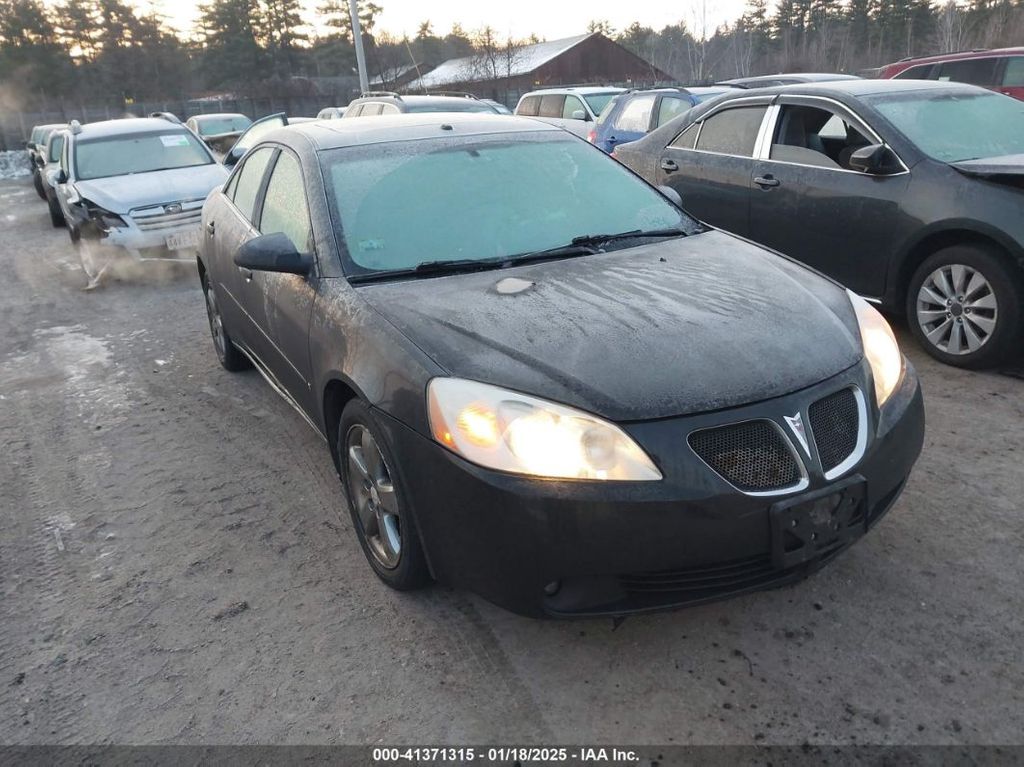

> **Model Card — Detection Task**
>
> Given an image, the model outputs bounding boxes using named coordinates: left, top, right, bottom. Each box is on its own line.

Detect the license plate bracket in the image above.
left=166, top=227, right=199, bottom=251
left=769, top=477, right=867, bottom=570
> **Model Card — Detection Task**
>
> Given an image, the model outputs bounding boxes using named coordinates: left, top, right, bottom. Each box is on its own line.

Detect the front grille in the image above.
left=808, top=388, right=860, bottom=473
left=688, top=420, right=801, bottom=492
left=619, top=554, right=775, bottom=596
left=130, top=200, right=203, bottom=232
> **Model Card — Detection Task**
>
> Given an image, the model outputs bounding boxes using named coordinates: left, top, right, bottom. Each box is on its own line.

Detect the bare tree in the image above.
left=937, top=1, right=965, bottom=52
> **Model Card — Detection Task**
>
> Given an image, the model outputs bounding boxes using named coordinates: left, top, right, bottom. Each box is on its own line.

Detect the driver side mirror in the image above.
left=657, top=185, right=684, bottom=208
left=234, top=232, right=312, bottom=276
left=56, top=169, right=68, bottom=185
left=571, top=109, right=588, bottom=121
left=849, top=144, right=898, bottom=175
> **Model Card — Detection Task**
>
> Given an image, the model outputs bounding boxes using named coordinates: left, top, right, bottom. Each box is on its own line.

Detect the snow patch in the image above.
left=0, top=150, right=32, bottom=180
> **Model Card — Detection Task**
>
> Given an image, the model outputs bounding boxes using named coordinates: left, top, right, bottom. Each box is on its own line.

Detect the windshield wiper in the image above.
left=570, top=227, right=689, bottom=247
left=347, top=257, right=509, bottom=284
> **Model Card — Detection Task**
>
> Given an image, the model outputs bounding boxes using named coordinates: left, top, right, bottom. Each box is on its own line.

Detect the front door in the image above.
left=748, top=99, right=910, bottom=297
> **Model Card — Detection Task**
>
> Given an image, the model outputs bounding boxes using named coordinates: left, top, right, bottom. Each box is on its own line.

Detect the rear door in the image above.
left=656, top=100, right=771, bottom=236
left=605, top=94, right=658, bottom=152
left=748, top=97, right=911, bottom=297
left=213, top=146, right=276, bottom=345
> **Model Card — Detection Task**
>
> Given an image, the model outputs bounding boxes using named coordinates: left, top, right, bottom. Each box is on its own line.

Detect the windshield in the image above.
left=583, top=92, right=621, bottom=116
left=323, top=133, right=694, bottom=278
left=75, top=130, right=212, bottom=180
left=48, top=134, right=64, bottom=163
left=406, top=101, right=497, bottom=113
left=866, top=89, right=1024, bottom=162
left=196, top=116, right=251, bottom=135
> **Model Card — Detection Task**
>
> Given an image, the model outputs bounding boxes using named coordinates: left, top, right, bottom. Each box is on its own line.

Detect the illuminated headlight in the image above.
left=427, top=378, right=662, bottom=481
left=848, top=290, right=903, bottom=407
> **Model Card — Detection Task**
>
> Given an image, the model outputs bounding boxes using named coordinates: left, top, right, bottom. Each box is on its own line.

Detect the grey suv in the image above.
left=342, top=92, right=499, bottom=117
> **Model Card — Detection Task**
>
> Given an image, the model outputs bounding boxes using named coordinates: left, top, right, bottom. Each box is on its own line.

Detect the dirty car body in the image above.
left=197, top=114, right=924, bottom=617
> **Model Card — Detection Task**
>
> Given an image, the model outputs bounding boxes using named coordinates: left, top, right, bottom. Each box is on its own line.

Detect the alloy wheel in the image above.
left=346, top=424, right=402, bottom=569
left=916, top=263, right=998, bottom=356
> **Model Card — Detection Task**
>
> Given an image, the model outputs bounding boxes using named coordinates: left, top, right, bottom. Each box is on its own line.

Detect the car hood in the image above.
left=950, top=154, right=1024, bottom=181
left=75, top=163, right=229, bottom=214
left=357, top=231, right=864, bottom=421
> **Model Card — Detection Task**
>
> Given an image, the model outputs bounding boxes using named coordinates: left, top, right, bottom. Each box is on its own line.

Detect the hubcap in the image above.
left=916, top=264, right=998, bottom=355
left=204, top=285, right=227, bottom=359
left=346, top=424, right=401, bottom=569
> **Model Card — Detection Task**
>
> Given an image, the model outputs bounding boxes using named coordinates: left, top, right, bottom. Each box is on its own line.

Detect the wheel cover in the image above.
left=916, top=264, right=998, bottom=356
left=346, top=424, right=402, bottom=569
left=204, top=285, right=227, bottom=360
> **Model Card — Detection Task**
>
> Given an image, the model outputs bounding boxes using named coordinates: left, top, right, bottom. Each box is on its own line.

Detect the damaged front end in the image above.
left=75, top=199, right=129, bottom=240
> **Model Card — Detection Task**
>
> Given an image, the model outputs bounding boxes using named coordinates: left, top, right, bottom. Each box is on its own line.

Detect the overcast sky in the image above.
left=137, top=0, right=747, bottom=41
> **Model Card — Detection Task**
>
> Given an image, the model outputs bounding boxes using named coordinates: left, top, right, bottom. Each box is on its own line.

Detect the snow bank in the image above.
left=0, top=150, right=32, bottom=180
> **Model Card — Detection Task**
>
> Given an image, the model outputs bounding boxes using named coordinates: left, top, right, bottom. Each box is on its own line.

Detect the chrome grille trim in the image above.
left=811, top=386, right=869, bottom=481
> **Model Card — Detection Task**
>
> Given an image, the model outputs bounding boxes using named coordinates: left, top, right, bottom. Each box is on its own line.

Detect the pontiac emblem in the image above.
left=784, top=412, right=811, bottom=456
left=164, top=203, right=183, bottom=214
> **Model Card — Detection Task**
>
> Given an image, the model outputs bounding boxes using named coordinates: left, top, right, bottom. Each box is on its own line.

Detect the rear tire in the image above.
left=906, top=245, right=1023, bottom=369
left=47, top=193, right=66, bottom=228
left=202, top=275, right=250, bottom=371
left=337, top=399, right=431, bottom=591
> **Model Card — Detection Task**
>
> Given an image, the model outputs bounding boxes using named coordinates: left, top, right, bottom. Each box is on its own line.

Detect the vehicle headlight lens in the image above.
left=427, top=378, right=662, bottom=481
left=848, top=290, right=902, bottom=407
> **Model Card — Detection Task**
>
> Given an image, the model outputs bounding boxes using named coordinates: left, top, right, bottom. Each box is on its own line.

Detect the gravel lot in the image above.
left=1, top=176, right=1022, bottom=747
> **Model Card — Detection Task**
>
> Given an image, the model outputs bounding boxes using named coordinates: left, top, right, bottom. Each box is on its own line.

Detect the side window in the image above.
left=669, top=122, right=699, bottom=150
left=259, top=152, right=312, bottom=253
left=694, top=106, right=767, bottom=156
left=562, top=95, right=586, bottom=120
left=893, top=63, right=935, bottom=80
left=362, top=103, right=384, bottom=116
left=60, top=138, right=69, bottom=173
left=937, top=58, right=999, bottom=86
left=1002, top=56, right=1024, bottom=86
left=231, top=147, right=274, bottom=223
left=381, top=103, right=400, bottom=115
left=347, top=104, right=364, bottom=117
left=539, top=94, right=565, bottom=118
left=615, top=95, right=657, bottom=132
left=517, top=96, right=540, bottom=116
left=656, top=96, right=691, bottom=128
left=770, top=105, right=870, bottom=169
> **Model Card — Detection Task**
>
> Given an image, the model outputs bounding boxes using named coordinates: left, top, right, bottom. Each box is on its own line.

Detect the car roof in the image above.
left=720, top=73, right=859, bottom=84
left=521, top=86, right=626, bottom=96
left=267, top=113, right=561, bottom=151
left=882, top=46, right=1024, bottom=68
left=73, top=117, right=189, bottom=140
left=193, top=113, right=248, bottom=121
left=723, top=78, right=985, bottom=98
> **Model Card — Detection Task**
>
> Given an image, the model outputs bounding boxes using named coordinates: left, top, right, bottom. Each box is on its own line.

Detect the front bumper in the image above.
left=76, top=199, right=204, bottom=260
left=375, top=360, right=925, bottom=617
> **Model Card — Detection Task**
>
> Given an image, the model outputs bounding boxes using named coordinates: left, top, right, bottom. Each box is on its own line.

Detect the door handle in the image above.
left=206, top=220, right=216, bottom=236
left=238, top=266, right=253, bottom=281
left=754, top=175, right=780, bottom=188
left=660, top=158, right=679, bottom=172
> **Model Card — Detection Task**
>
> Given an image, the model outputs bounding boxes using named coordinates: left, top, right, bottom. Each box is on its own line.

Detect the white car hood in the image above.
left=75, top=163, right=229, bottom=214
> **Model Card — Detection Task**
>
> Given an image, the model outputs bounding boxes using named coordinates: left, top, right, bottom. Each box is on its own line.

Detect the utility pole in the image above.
left=349, top=0, right=370, bottom=94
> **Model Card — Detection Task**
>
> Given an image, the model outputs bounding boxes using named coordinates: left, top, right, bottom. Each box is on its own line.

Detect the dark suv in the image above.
left=342, top=92, right=499, bottom=117
left=878, top=47, right=1024, bottom=102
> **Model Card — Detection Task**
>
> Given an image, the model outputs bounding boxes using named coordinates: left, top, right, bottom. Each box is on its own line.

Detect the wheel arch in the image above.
left=322, top=376, right=363, bottom=473
left=891, top=225, right=1024, bottom=309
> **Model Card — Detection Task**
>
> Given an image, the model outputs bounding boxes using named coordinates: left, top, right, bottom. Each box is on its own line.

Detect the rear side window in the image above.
left=695, top=106, right=767, bottom=156
left=231, top=147, right=274, bottom=224
left=937, top=58, right=999, bottom=86
left=657, top=96, right=691, bottom=127
left=361, top=103, right=384, bottom=116
left=893, top=63, right=935, bottom=80
left=670, top=122, right=700, bottom=150
left=562, top=95, right=586, bottom=120
left=615, top=95, right=657, bottom=133
left=1003, top=56, right=1024, bottom=86
left=259, top=152, right=312, bottom=253
left=49, top=135, right=64, bottom=163
left=539, top=94, right=565, bottom=118
left=381, top=103, right=400, bottom=115
left=517, top=96, right=540, bottom=116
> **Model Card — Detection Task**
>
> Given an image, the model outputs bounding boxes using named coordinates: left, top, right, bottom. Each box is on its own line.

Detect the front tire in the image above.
left=337, top=399, right=431, bottom=591
left=202, top=276, right=250, bottom=371
left=32, top=169, right=46, bottom=200
left=47, top=193, right=66, bottom=228
left=906, top=245, right=1023, bottom=369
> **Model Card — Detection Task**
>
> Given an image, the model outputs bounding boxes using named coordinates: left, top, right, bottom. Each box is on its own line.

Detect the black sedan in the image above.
left=197, top=114, right=924, bottom=617
left=614, top=79, right=1024, bottom=369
